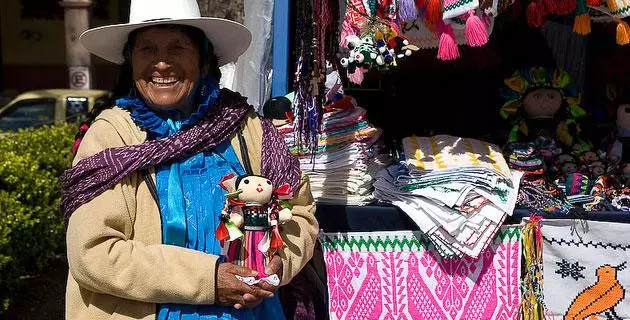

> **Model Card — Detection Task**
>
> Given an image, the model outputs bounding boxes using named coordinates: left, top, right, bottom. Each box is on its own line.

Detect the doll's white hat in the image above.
left=79, top=0, right=252, bottom=66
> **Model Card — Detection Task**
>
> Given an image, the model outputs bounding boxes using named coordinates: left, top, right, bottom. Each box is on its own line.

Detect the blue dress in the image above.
left=117, top=77, right=286, bottom=320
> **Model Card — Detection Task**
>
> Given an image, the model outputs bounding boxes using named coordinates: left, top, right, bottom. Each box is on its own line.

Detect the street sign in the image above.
left=69, top=66, right=91, bottom=90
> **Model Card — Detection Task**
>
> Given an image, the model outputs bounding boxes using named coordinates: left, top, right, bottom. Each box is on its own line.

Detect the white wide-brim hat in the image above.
left=79, top=0, right=252, bottom=66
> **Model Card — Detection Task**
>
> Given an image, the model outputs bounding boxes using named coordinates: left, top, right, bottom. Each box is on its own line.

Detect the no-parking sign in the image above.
left=69, top=66, right=91, bottom=90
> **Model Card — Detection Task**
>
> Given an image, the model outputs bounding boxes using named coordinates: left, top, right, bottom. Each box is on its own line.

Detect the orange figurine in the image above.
left=564, top=262, right=627, bottom=320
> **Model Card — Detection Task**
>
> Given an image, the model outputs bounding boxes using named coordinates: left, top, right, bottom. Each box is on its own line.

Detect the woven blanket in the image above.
left=541, top=219, right=630, bottom=319
left=320, top=226, right=521, bottom=320
left=402, top=135, right=512, bottom=178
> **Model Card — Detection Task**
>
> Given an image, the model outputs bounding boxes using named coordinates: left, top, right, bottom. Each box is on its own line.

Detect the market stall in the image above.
left=269, top=0, right=630, bottom=318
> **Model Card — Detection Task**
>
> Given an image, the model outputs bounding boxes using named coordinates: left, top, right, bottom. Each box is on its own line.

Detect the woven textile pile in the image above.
left=374, top=135, right=521, bottom=258
left=279, top=96, right=390, bottom=205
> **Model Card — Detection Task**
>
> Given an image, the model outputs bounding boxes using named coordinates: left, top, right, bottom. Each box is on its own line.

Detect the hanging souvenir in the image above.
left=292, top=0, right=340, bottom=153
left=339, top=0, right=420, bottom=84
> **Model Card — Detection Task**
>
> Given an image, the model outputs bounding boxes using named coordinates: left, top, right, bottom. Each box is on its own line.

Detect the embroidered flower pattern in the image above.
left=555, top=259, right=586, bottom=281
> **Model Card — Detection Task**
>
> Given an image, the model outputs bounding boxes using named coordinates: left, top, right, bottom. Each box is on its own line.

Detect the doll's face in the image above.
left=590, top=161, right=605, bottom=177
left=236, top=176, right=274, bottom=203
left=522, top=88, right=562, bottom=119
left=617, top=104, right=630, bottom=129
left=556, top=154, right=575, bottom=166
left=583, top=151, right=599, bottom=163
left=562, top=162, right=578, bottom=174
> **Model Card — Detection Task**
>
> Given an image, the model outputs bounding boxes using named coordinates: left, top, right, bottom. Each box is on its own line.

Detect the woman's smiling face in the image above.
left=131, top=27, right=201, bottom=113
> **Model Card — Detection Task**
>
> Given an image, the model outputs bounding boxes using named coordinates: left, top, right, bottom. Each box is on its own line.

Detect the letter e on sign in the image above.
left=69, top=66, right=91, bottom=90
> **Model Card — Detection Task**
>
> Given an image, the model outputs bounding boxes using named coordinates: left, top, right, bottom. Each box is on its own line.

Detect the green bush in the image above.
left=0, top=124, right=76, bottom=312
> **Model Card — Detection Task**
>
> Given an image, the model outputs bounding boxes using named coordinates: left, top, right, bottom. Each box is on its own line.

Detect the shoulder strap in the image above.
left=237, top=127, right=254, bottom=175
left=142, top=169, right=160, bottom=208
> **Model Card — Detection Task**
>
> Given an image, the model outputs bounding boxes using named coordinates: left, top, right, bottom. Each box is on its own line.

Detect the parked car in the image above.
left=0, top=89, right=110, bottom=131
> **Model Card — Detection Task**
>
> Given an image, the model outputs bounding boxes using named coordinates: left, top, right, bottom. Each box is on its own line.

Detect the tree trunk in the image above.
left=197, top=0, right=244, bottom=23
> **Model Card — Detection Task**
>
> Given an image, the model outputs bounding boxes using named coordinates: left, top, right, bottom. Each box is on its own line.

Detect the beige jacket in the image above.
left=65, top=107, right=318, bottom=320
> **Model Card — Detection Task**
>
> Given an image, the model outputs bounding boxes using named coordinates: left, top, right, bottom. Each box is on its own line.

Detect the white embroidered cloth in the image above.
left=541, top=219, right=630, bottom=319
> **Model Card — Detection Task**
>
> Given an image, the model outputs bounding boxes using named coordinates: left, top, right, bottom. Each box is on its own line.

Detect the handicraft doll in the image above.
left=607, top=99, right=630, bottom=167
left=500, top=67, right=590, bottom=163
left=215, top=173, right=293, bottom=283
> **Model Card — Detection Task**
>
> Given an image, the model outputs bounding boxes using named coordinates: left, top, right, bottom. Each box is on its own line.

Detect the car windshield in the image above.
left=66, top=96, right=89, bottom=122
left=0, top=98, right=56, bottom=131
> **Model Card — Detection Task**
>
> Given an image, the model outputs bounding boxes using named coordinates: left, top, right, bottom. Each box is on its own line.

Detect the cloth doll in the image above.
left=588, top=161, right=607, bottom=179
left=607, top=102, right=630, bottom=165
left=551, top=153, right=577, bottom=182
left=500, top=67, right=590, bottom=155
left=576, top=150, right=607, bottom=179
left=215, top=173, right=293, bottom=282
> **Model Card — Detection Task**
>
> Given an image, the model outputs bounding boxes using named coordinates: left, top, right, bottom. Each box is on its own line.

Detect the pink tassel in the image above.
left=340, top=20, right=357, bottom=48
left=465, top=11, right=489, bottom=47
left=348, top=68, right=366, bottom=85
left=399, top=0, right=418, bottom=22
left=437, top=23, right=459, bottom=61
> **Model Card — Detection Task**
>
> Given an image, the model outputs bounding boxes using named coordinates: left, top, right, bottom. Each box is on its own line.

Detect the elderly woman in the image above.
left=61, top=0, right=318, bottom=319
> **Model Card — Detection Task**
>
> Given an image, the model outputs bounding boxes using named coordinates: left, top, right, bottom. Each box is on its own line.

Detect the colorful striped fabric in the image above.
left=402, top=135, right=512, bottom=178
left=280, top=95, right=387, bottom=205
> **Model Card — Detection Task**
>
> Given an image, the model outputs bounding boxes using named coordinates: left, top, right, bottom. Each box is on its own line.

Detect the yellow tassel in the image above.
left=573, top=14, right=591, bottom=35
left=520, top=216, right=546, bottom=320
left=616, top=19, right=630, bottom=45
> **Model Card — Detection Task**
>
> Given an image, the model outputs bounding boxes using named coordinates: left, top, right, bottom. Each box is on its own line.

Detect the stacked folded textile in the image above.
left=280, top=96, right=390, bottom=205
left=374, top=135, right=521, bottom=258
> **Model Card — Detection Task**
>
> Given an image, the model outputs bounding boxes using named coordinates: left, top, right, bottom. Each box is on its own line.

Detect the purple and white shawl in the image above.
left=60, top=89, right=301, bottom=221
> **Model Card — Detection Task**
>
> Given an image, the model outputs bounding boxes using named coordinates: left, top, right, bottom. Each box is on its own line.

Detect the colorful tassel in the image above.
left=554, top=0, right=576, bottom=15
left=425, top=0, right=442, bottom=28
left=543, top=0, right=557, bottom=15
left=415, top=0, right=427, bottom=10
left=573, top=0, right=589, bottom=34
left=617, top=20, right=630, bottom=45
left=465, top=11, right=489, bottom=47
left=521, top=215, right=547, bottom=320
left=270, top=226, right=284, bottom=249
left=573, top=14, right=591, bottom=35
left=527, top=1, right=545, bottom=27
left=215, top=221, right=229, bottom=241
left=399, top=0, right=419, bottom=22
left=438, top=23, right=460, bottom=61
left=348, top=68, right=366, bottom=85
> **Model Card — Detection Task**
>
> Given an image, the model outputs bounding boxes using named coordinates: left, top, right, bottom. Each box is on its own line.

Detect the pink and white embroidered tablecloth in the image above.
left=320, top=226, right=521, bottom=320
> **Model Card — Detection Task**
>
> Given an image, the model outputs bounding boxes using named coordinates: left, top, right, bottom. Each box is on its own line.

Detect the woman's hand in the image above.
left=256, top=255, right=283, bottom=292
left=216, top=263, right=274, bottom=309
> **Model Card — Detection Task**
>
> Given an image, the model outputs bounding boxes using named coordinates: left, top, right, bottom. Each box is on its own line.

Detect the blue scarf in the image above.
left=117, top=76, right=221, bottom=247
